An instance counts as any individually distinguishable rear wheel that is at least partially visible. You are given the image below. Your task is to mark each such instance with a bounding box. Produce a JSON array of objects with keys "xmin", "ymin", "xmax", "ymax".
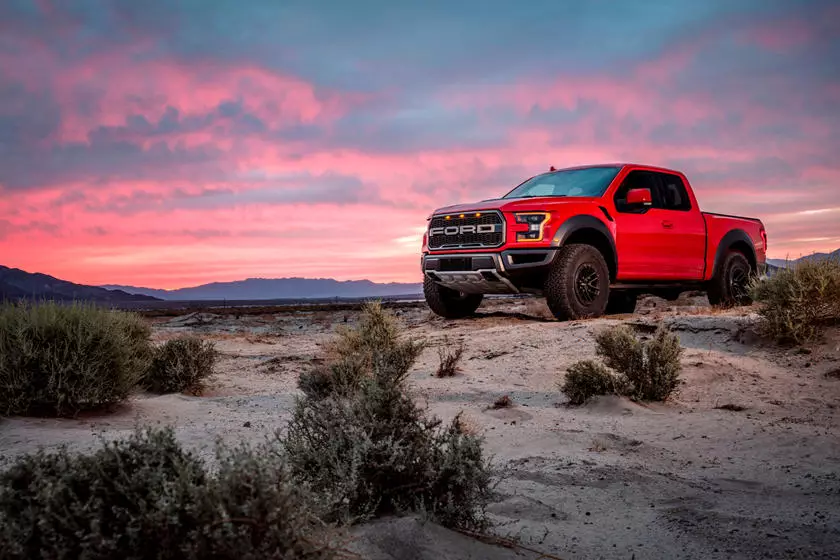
[
  {"xmin": 423, "ymin": 276, "xmax": 484, "ymax": 318},
  {"xmin": 707, "ymin": 250, "xmax": 753, "ymax": 306},
  {"xmin": 544, "ymin": 244, "xmax": 610, "ymax": 321},
  {"xmin": 606, "ymin": 290, "xmax": 638, "ymax": 315}
]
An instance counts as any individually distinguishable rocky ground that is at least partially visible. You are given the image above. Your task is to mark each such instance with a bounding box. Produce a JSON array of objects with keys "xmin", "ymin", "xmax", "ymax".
[{"xmin": 1, "ymin": 295, "xmax": 839, "ymax": 559}]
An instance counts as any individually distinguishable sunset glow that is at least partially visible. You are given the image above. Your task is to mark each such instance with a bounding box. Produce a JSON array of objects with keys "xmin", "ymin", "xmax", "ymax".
[{"xmin": 1, "ymin": 1, "xmax": 838, "ymax": 287}]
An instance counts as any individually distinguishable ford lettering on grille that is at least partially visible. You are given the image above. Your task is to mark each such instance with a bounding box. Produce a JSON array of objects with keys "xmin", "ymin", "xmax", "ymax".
[{"xmin": 427, "ymin": 211, "xmax": 504, "ymax": 249}]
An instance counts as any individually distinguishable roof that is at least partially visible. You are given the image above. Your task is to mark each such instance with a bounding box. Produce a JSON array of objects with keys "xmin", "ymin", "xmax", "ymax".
[{"xmin": 547, "ymin": 162, "xmax": 684, "ymax": 175}]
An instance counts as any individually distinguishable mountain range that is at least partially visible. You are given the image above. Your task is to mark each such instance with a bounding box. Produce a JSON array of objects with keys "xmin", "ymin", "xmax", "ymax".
[
  {"xmin": 102, "ymin": 277, "xmax": 423, "ymax": 301},
  {"xmin": 0, "ymin": 265, "xmax": 159, "ymax": 303},
  {"xmin": 3, "ymin": 248, "xmax": 836, "ymax": 304},
  {"xmin": 766, "ymin": 248, "xmax": 840, "ymax": 269}
]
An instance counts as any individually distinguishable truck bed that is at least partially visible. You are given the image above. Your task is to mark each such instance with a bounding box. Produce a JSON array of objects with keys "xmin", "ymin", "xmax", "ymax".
[
  {"xmin": 701, "ymin": 211, "xmax": 767, "ymax": 280},
  {"xmin": 702, "ymin": 211, "xmax": 763, "ymax": 223}
]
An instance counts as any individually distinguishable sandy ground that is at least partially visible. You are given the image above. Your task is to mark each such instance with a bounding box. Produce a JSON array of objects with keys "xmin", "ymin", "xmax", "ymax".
[{"xmin": 1, "ymin": 296, "xmax": 839, "ymax": 559}]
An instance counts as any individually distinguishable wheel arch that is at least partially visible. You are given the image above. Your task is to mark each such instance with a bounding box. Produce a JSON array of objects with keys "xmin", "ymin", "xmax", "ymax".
[
  {"xmin": 552, "ymin": 215, "xmax": 617, "ymax": 281},
  {"xmin": 712, "ymin": 229, "xmax": 757, "ymax": 278}
]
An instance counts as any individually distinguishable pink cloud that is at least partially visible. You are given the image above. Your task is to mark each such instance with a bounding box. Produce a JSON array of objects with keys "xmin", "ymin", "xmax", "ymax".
[{"xmin": 1, "ymin": 9, "xmax": 838, "ymax": 288}]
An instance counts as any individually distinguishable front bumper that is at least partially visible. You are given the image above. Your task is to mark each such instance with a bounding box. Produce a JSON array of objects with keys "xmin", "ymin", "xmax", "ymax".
[{"xmin": 422, "ymin": 249, "xmax": 557, "ymax": 295}]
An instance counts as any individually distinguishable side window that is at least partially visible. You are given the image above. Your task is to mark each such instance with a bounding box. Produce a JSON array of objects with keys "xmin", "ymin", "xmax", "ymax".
[
  {"xmin": 614, "ymin": 171, "xmax": 661, "ymax": 213},
  {"xmin": 656, "ymin": 173, "xmax": 692, "ymax": 211}
]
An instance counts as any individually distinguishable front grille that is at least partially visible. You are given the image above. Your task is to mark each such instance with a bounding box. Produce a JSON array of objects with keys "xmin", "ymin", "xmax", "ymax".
[{"xmin": 427, "ymin": 211, "xmax": 504, "ymax": 250}]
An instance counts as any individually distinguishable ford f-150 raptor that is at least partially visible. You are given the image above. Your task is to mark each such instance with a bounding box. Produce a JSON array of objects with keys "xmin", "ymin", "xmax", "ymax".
[{"xmin": 421, "ymin": 163, "xmax": 767, "ymax": 320}]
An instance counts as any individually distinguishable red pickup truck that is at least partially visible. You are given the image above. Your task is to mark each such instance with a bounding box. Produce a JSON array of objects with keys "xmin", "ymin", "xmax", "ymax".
[{"xmin": 421, "ymin": 163, "xmax": 767, "ymax": 320}]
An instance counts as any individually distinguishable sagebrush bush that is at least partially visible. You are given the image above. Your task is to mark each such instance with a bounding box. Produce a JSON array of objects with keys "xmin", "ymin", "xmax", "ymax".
[
  {"xmin": 284, "ymin": 301, "xmax": 491, "ymax": 530},
  {"xmin": 298, "ymin": 301, "xmax": 424, "ymax": 399},
  {"xmin": 593, "ymin": 324, "xmax": 683, "ymax": 401},
  {"xmin": 298, "ymin": 357, "xmax": 367, "ymax": 400},
  {"xmin": 0, "ymin": 301, "xmax": 152, "ymax": 416},
  {"xmin": 560, "ymin": 360, "xmax": 627, "ymax": 405},
  {"xmin": 0, "ymin": 426, "xmax": 337, "ymax": 560},
  {"xmin": 752, "ymin": 258, "xmax": 840, "ymax": 344},
  {"xmin": 594, "ymin": 325, "xmax": 644, "ymax": 376},
  {"xmin": 145, "ymin": 335, "xmax": 216, "ymax": 394},
  {"xmin": 435, "ymin": 336, "xmax": 465, "ymax": 377}
]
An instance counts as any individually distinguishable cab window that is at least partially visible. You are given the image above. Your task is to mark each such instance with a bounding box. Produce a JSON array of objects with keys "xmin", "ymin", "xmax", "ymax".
[
  {"xmin": 613, "ymin": 170, "xmax": 661, "ymax": 213},
  {"xmin": 656, "ymin": 173, "xmax": 692, "ymax": 211}
]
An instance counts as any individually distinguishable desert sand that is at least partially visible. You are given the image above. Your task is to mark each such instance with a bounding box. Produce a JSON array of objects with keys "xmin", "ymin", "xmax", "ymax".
[{"xmin": 1, "ymin": 296, "xmax": 838, "ymax": 559}]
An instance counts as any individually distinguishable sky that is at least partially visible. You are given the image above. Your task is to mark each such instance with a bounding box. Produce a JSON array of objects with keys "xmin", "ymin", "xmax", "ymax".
[{"xmin": 1, "ymin": 0, "xmax": 838, "ymax": 288}]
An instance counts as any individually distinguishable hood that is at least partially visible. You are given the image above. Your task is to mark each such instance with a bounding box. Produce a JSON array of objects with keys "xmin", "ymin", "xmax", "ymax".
[{"xmin": 430, "ymin": 196, "xmax": 596, "ymax": 215}]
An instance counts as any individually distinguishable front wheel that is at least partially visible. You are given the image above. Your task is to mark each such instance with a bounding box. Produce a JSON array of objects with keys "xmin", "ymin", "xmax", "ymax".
[
  {"xmin": 707, "ymin": 250, "xmax": 753, "ymax": 306},
  {"xmin": 544, "ymin": 244, "xmax": 611, "ymax": 321},
  {"xmin": 424, "ymin": 276, "xmax": 484, "ymax": 318}
]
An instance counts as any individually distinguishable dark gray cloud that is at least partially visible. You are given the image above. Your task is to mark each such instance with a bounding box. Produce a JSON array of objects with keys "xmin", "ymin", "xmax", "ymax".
[
  {"xmin": 79, "ymin": 172, "xmax": 391, "ymax": 215},
  {"xmin": 0, "ymin": 135, "xmax": 225, "ymax": 190},
  {"xmin": 0, "ymin": 0, "xmax": 837, "ymax": 203}
]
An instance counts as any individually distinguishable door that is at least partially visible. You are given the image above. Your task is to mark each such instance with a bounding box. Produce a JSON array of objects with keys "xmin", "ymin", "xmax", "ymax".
[
  {"xmin": 612, "ymin": 170, "xmax": 666, "ymax": 279},
  {"xmin": 651, "ymin": 172, "xmax": 706, "ymax": 279},
  {"xmin": 611, "ymin": 170, "xmax": 705, "ymax": 280}
]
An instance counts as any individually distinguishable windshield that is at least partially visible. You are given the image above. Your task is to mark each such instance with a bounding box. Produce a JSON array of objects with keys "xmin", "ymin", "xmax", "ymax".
[{"xmin": 503, "ymin": 166, "xmax": 621, "ymax": 199}]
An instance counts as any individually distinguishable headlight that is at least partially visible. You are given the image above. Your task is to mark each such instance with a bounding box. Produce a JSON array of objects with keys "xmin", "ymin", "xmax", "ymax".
[{"xmin": 514, "ymin": 212, "xmax": 550, "ymax": 242}]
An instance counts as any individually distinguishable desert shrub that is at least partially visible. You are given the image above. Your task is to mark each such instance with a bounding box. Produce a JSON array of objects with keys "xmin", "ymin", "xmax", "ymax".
[
  {"xmin": 491, "ymin": 395, "xmax": 512, "ymax": 409},
  {"xmin": 0, "ymin": 426, "xmax": 336, "ymax": 560},
  {"xmin": 594, "ymin": 325, "xmax": 644, "ymax": 376},
  {"xmin": 298, "ymin": 301, "xmax": 424, "ymax": 400},
  {"xmin": 0, "ymin": 301, "xmax": 152, "ymax": 416},
  {"xmin": 284, "ymin": 302, "xmax": 491, "ymax": 531},
  {"xmin": 634, "ymin": 326, "xmax": 683, "ymax": 401},
  {"xmin": 145, "ymin": 335, "xmax": 216, "ymax": 394},
  {"xmin": 435, "ymin": 336, "xmax": 465, "ymax": 377},
  {"xmin": 593, "ymin": 324, "xmax": 683, "ymax": 401},
  {"xmin": 298, "ymin": 357, "xmax": 368, "ymax": 400},
  {"xmin": 560, "ymin": 360, "xmax": 628, "ymax": 405},
  {"xmin": 752, "ymin": 258, "xmax": 840, "ymax": 344}
]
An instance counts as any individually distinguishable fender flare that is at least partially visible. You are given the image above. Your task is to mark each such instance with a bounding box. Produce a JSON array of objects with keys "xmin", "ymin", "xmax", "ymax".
[
  {"xmin": 551, "ymin": 215, "xmax": 618, "ymax": 278},
  {"xmin": 711, "ymin": 229, "xmax": 757, "ymax": 278}
]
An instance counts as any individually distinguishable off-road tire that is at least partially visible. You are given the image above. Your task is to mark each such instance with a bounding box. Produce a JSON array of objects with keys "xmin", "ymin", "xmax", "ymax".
[
  {"xmin": 707, "ymin": 250, "xmax": 753, "ymax": 306},
  {"xmin": 606, "ymin": 290, "xmax": 638, "ymax": 315},
  {"xmin": 423, "ymin": 276, "xmax": 484, "ymax": 318},
  {"xmin": 544, "ymin": 244, "xmax": 611, "ymax": 321}
]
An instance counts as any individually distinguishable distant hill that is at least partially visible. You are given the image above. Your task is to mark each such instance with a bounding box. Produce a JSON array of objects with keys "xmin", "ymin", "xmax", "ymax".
[
  {"xmin": 0, "ymin": 265, "xmax": 161, "ymax": 303},
  {"xmin": 103, "ymin": 277, "xmax": 424, "ymax": 301},
  {"xmin": 767, "ymin": 248, "xmax": 840, "ymax": 269}
]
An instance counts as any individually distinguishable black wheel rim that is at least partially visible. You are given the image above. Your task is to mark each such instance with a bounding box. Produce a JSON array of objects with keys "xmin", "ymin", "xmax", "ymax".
[
  {"xmin": 729, "ymin": 265, "xmax": 749, "ymax": 300},
  {"xmin": 574, "ymin": 263, "xmax": 601, "ymax": 305}
]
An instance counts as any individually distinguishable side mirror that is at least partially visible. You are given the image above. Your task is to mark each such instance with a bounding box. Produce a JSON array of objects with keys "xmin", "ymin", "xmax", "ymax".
[{"xmin": 626, "ymin": 188, "xmax": 652, "ymax": 206}]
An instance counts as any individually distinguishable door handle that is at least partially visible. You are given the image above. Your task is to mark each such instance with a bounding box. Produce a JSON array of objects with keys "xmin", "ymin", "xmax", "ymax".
[{"xmin": 662, "ymin": 220, "xmax": 674, "ymax": 229}]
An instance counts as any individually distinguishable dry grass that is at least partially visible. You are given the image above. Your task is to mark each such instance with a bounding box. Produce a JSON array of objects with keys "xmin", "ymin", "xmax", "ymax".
[
  {"xmin": 491, "ymin": 395, "xmax": 513, "ymax": 409},
  {"xmin": 589, "ymin": 438, "xmax": 608, "ymax": 452},
  {"xmin": 715, "ymin": 403, "xmax": 748, "ymax": 412},
  {"xmin": 435, "ymin": 336, "xmax": 466, "ymax": 377}
]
